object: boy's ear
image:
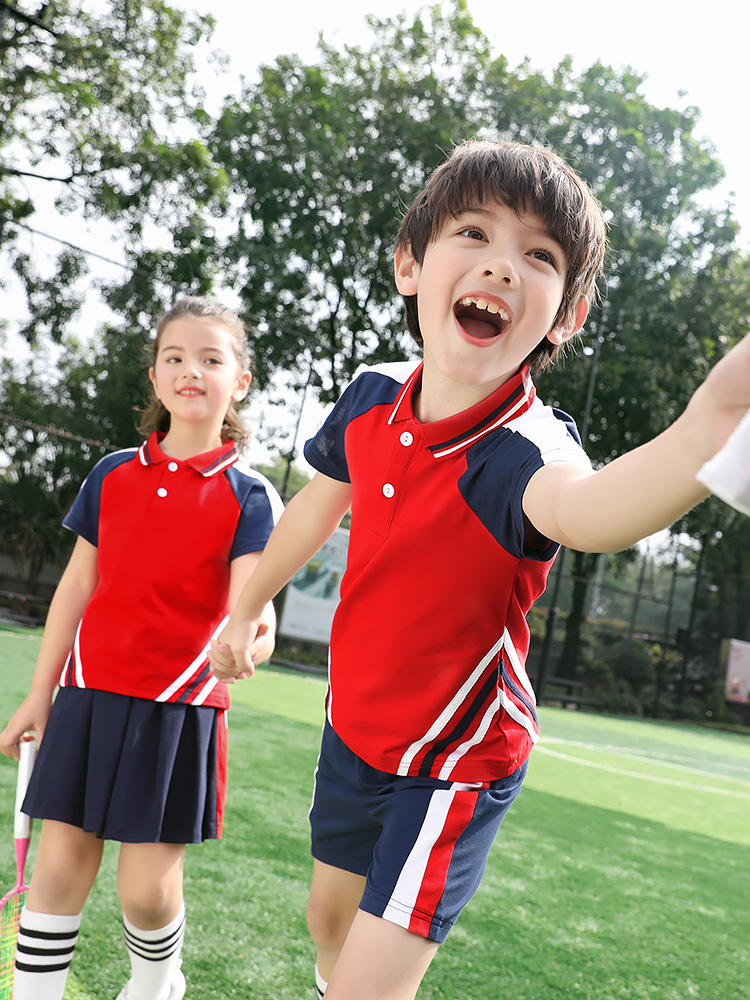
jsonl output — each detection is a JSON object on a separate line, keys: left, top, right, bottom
{"left": 232, "top": 371, "right": 252, "bottom": 402}
{"left": 394, "top": 244, "right": 420, "bottom": 296}
{"left": 548, "top": 296, "right": 590, "bottom": 346}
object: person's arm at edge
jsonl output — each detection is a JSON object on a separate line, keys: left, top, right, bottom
{"left": 210, "top": 471, "right": 353, "bottom": 681}
{"left": 523, "top": 332, "right": 750, "bottom": 553}
{"left": 0, "top": 535, "right": 99, "bottom": 759}
{"left": 227, "top": 551, "right": 277, "bottom": 667}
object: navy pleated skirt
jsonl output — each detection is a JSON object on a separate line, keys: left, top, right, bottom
{"left": 22, "top": 687, "right": 227, "bottom": 843}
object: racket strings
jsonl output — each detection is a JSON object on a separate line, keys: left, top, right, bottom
{"left": 0, "top": 887, "right": 27, "bottom": 995}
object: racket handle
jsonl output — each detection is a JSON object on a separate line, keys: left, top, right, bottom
{"left": 13, "top": 739, "right": 37, "bottom": 841}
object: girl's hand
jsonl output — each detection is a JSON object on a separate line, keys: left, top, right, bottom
{"left": 0, "top": 693, "right": 51, "bottom": 759}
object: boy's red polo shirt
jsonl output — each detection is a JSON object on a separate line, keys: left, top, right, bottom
{"left": 60, "top": 433, "right": 283, "bottom": 708}
{"left": 304, "top": 362, "right": 591, "bottom": 781}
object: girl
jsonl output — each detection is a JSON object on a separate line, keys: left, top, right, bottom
{"left": 0, "top": 296, "right": 283, "bottom": 1000}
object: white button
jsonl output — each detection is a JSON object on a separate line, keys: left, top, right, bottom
{"left": 400, "top": 432, "right": 414, "bottom": 447}
{"left": 168, "top": 462, "right": 178, "bottom": 472}
{"left": 157, "top": 488, "right": 168, "bottom": 498}
{"left": 382, "top": 483, "right": 395, "bottom": 498}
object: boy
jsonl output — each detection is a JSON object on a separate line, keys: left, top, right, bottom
{"left": 210, "top": 140, "right": 750, "bottom": 1000}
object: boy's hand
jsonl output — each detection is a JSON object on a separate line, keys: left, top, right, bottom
{"left": 693, "top": 331, "right": 750, "bottom": 453}
{"left": 209, "top": 616, "right": 265, "bottom": 682}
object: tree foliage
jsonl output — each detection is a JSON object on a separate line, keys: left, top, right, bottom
{"left": 0, "top": 327, "right": 154, "bottom": 585}
{"left": 0, "top": 0, "right": 228, "bottom": 340}
{"left": 208, "top": 3, "right": 494, "bottom": 396}
{"left": 0, "top": 0, "right": 227, "bottom": 579}
{"left": 1, "top": 0, "right": 750, "bottom": 701}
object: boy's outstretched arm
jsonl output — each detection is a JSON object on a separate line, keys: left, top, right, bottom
{"left": 523, "top": 332, "right": 750, "bottom": 553}
{"left": 210, "top": 472, "right": 353, "bottom": 680}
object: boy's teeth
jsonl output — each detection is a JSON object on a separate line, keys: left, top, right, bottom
{"left": 460, "top": 296, "right": 509, "bottom": 320}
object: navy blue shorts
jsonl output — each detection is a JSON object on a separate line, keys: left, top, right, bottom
{"left": 309, "top": 722, "right": 527, "bottom": 943}
{"left": 23, "top": 687, "right": 227, "bottom": 843}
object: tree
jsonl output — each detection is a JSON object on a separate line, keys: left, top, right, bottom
{"left": 209, "top": 1, "right": 749, "bottom": 685}
{"left": 493, "top": 61, "right": 748, "bottom": 680}
{"left": 209, "top": 2, "right": 490, "bottom": 398}
{"left": 0, "top": 0, "right": 231, "bottom": 592}
{"left": 0, "top": 324, "right": 155, "bottom": 591}
{"left": 3, "top": 0, "right": 749, "bottom": 669}
{"left": 0, "top": 470, "right": 71, "bottom": 593}
{"left": 0, "top": 0, "right": 229, "bottom": 344}
{"left": 255, "top": 456, "right": 311, "bottom": 502}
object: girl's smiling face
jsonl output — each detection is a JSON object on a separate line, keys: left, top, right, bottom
{"left": 395, "top": 200, "right": 589, "bottom": 396}
{"left": 149, "top": 315, "right": 251, "bottom": 440}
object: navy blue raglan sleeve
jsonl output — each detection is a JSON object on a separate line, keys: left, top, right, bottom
{"left": 459, "top": 403, "right": 592, "bottom": 562}
{"left": 62, "top": 448, "right": 138, "bottom": 547}
{"left": 303, "top": 382, "right": 360, "bottom": 483}
{"left": 303, "top": 367, "right": 411, "bottom": 483}
{"left": 226, "top": 466, "right": 285, "bottom": 560}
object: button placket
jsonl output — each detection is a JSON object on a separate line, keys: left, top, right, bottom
{"left": 371, "top": 424, "right": 419, "bottom": 536}
{"left": 156, "top": 462, "right": 179, "bottom": 501}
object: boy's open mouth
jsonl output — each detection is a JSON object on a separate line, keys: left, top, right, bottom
{"left": 454, "top": 296, "right": 511, "bottom": 340}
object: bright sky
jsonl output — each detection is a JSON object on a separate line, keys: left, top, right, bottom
{"left": 190, "top": 0, "right": 750, "bottom": 248}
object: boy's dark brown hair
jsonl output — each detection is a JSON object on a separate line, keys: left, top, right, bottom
{"left": 137, "top": 295, "right": 253, "bottom": 447}
{"left": 396, "top": 139, "right": 607, "bottom": 370}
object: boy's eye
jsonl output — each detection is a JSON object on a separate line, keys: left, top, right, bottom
{"left": 529, "top": 248, "right": 557, "bottom": 267}
{"left": 457, "top": 226, "right": 486, "bottom": 241}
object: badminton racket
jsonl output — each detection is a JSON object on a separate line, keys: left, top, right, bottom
{"left": 0, "top": 740, "right": 36, "bottom": 1000}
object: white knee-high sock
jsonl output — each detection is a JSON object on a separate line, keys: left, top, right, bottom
{"left": 315, "top": 963, "right": 328, "bottom": 998}
{"left": 122, "top": 903, "right": 185, "bottom": 1000}
{"left": 13, "top": 907, "right": 81, "bottom": 1000}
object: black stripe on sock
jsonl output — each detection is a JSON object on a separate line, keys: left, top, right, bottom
{"left": 122, "top": 919, "right": 185, "bottom": 951}
{"left": 122, "top": 917, "right": 185, "bottom": 962}
{"left": 16, "top": 941, "right": 77, "bottom": 958}
{"left": 17, "top": 927, "right": 79, "bottom": 941}
{"left": 15, "top": 959, "right": 73, "bottom": 973}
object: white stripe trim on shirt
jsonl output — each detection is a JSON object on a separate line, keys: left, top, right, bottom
{"left": 387, "top": 367, "right": 421, "bottom": 425}
{"left": 497, "top": 688, "right": 540, "bottom": 744}
{"left": 203, "top": 453, "right": 238, "bottom": 477}
{"left": 60, "top": 650, "right": 73, "bottom": 689}
{"left": 73, "top": 620, "right": 84, "bottom": 687}
{"left": 192, "top": 673, "right": 218, "bottom": 705}
{"left": 437, "top": 693, "right": 502, "bottom": 780}
{"left": 397, "top": 634, "right": 506, "bottom": 776}
{"left": 155, "top": 615, "right": 228, "bottom": 703}
{"left": 431, "top": 380, "right": 534, "bottom": 459}
{"left": 501, "top": 628, "right": 536, "bottom": 704}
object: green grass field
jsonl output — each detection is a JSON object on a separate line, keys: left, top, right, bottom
{"left": 1, "top": 628, "right": 749, "bottom": 999}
